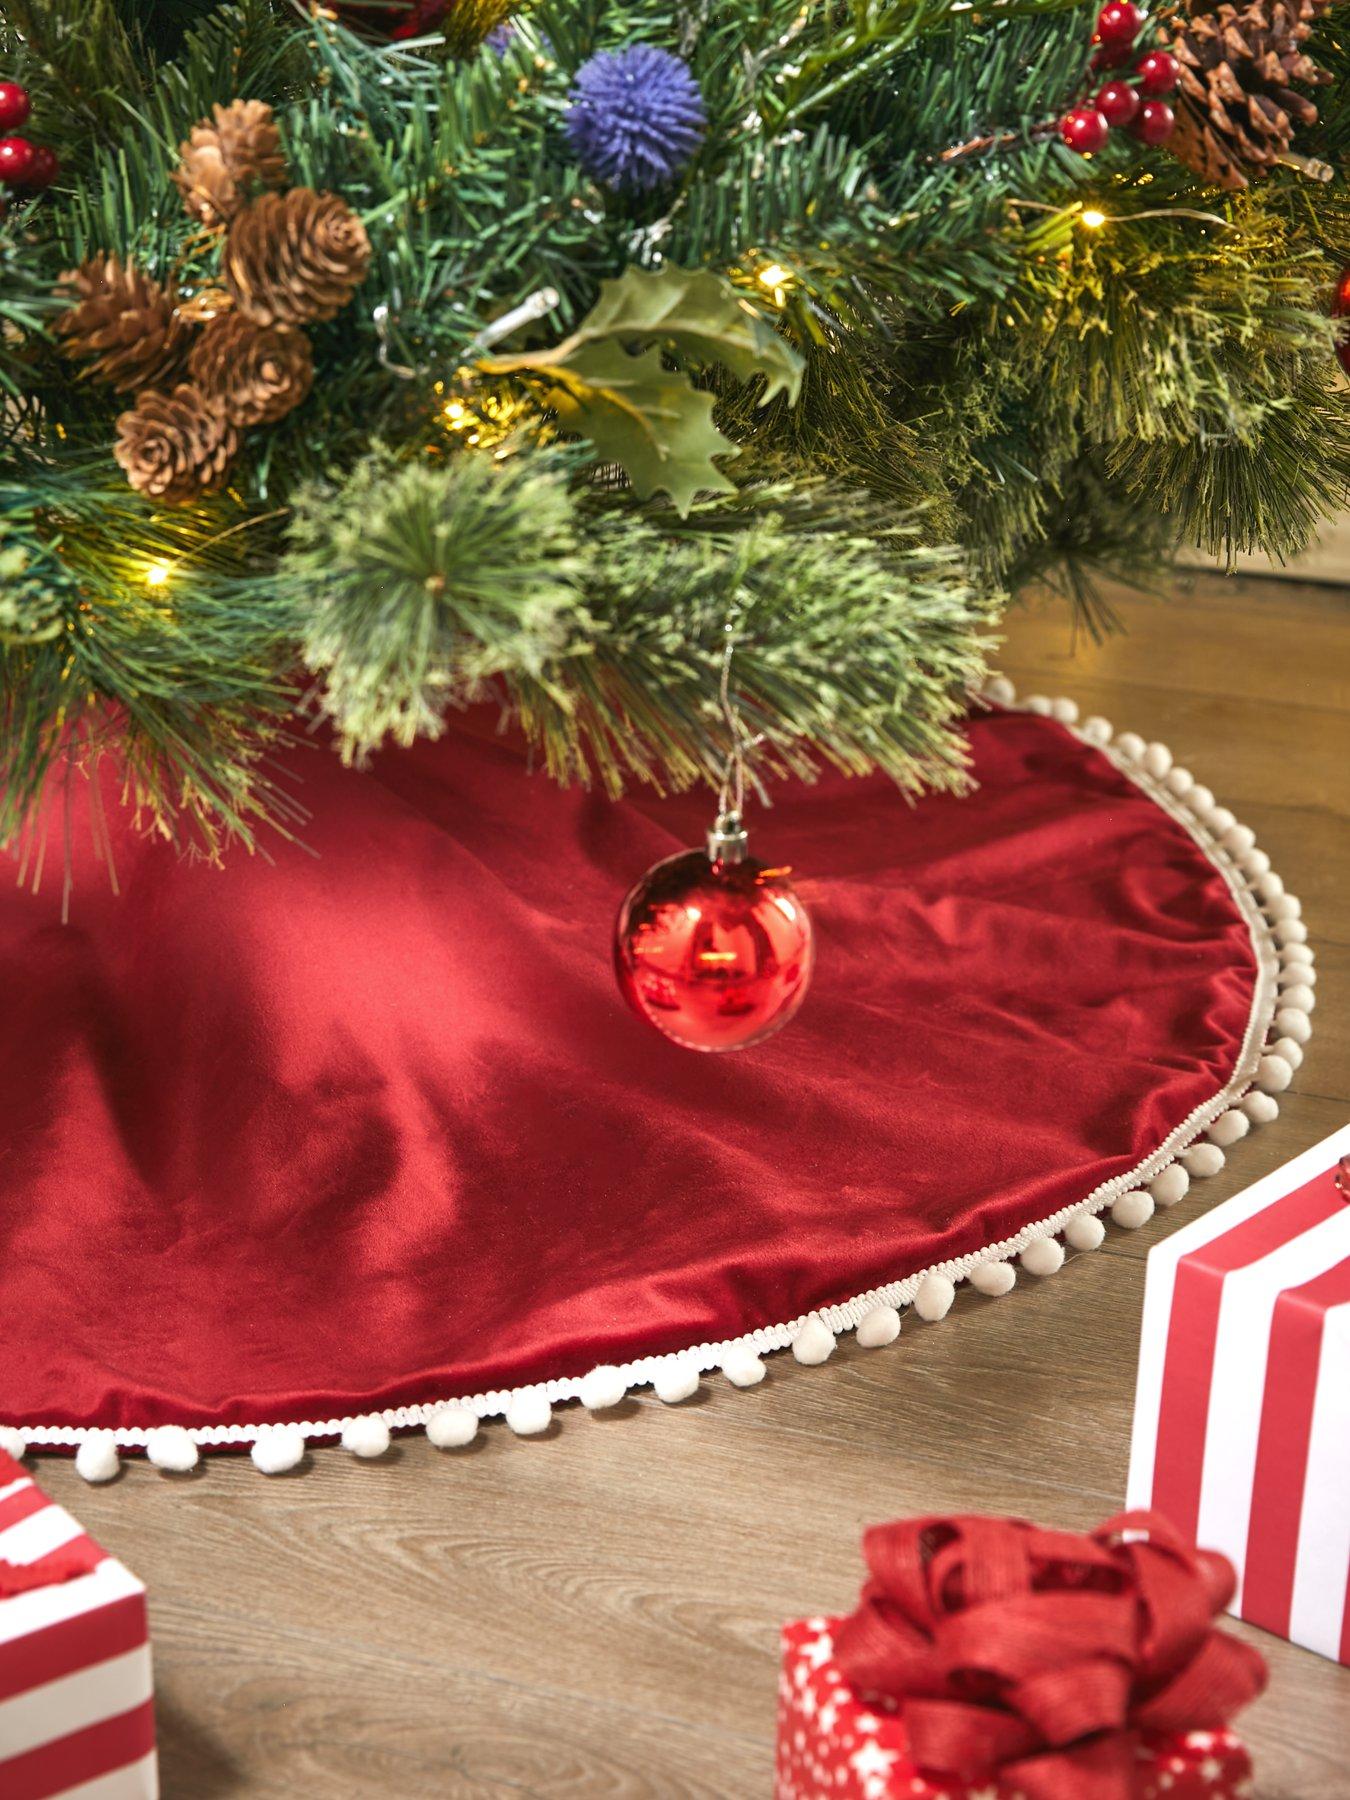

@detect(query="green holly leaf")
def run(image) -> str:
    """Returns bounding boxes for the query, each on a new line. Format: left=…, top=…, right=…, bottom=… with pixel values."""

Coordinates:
left=538, top=340, right=739, bottom=515
left=479, top=265, right=802, bottom=514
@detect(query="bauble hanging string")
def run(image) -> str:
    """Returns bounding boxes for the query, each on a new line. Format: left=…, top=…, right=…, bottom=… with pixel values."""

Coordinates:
left=612, top=619, right=815, bottom=1052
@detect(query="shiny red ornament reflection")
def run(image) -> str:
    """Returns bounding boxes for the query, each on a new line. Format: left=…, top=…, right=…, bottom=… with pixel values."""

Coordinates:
left=614, top=848, right=814, bottom=1052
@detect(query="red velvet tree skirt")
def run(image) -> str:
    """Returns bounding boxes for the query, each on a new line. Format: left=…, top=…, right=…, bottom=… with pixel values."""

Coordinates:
left=0, top=695, right=1299, bottom=1459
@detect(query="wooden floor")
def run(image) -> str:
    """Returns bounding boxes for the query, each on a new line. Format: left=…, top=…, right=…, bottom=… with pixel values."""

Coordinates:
left=39, top=574, right=1350, bottom=1798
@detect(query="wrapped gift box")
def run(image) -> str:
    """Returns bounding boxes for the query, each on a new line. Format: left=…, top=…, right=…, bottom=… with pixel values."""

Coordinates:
left=0, top=1450, right=157, bottom=1797
left=776, top=1617, right=1253, bottom=1800
left=1128, top=1123, right=1350, bottom=1664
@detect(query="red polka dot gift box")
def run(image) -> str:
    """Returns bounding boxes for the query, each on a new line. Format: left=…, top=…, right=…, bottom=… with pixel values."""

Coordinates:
left=776, top=1513, right=1264, bottom=1800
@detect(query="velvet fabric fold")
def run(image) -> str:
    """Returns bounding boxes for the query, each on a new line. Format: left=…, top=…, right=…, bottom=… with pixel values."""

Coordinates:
left=0, top=707, right=1257, bottom=1437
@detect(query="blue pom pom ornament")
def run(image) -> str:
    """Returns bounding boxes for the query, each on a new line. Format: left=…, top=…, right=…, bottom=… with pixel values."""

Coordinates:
left=565, top=44, right=705, bottom=191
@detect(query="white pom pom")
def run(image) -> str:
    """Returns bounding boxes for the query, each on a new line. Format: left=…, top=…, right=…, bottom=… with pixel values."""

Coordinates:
left=1280, top=941, right=1313, bottom=967
left=341, top=1415, right=391, bottom=1459
left=1241, top=847, right=1270, bottom=877
left=1274, top=1008, right=1312, bottom=1045
left=579, top=1365, right=628, bottom=1411
left=426, top=1405, right=479, bottom=1449
left=1257, top=1054, right=1294, bottom=1094
left=1268, top=893, right=1301, bottom=923
left=1275, top=919, right=1308, bottom=948
left=0, top=1428, right=26, bottom=1463
left=1242, top=1091, right=1279, bottom=1124
left=1270, top=1035, right=1304, bottom=1071
left=1050, top=697, right=1080, bottom=725
left=75, top=1432, right=120, bottom=1485
left=1024, top=694, right=1053, bottom=715
left=251, top=1426, right=306, bottom=1474
left=983, top=675, right=1016, bottom=706
left=1277, top=961, right=1316, bottom=990
left=1187, top=784, right=1215, bottom=814
left=504, top=1391, right=552, bottom=1436
left=145, top=1425, right=199, bottom=1473
left=1207, top=805, right=1236, bottom=837
left=1021, top=1236, right=1065, bottom=1276
left=1064, top=1213, right=1106, bottom=1251
left=652, top=1360, right=701, bottom=1404
left=792, top=1315, right=836, bottom=1366
left=969, top=1261, right=1016, bottom=1297
left=721, top=1346, right=767, bottom=1388
left=1165, top=765, right=1194, bottom=797
left=1279, top=984, right=1315, bottom=1015
left=1182, top=1142, right=1226, bottom=1178
left=912, top=1273, right=956, bottom=1322
left=1256, top=869, right=1285, bottom=902
left=1112, top=1190, right=1155, bottom=1230
left=1151, top=1164, right=1190, bottom=1208
left=1142, top=742, right=1173, bottom=780
left=1081, top=716, right=1113, bottom=745
left=1207, top=1109, right=1250, bottom=1147
left=856, top=1304, right=903, bottom=1348
left=1113, top=730, right=1145, bottom=761
left=1221, top=823, right=1256, bottom=857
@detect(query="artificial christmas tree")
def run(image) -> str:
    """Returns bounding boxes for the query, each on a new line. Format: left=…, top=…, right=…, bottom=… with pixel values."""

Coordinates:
left=2, top=0, right=1347, bottom=867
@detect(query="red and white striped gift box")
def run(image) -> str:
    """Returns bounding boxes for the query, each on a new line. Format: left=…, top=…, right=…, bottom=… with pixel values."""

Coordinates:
left=1128, top=1123, right=1350, bottom=1665
left=0, top=1452, right=157, bottom=1798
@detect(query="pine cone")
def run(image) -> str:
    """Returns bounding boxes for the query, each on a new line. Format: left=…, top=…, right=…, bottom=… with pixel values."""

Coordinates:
left=1163, top=0, right=1332, bottom=188
left=172, top=99, right=288, bottom=228
left=113, top=384, right=240, bottom=507
left=187, top=314, right=314, bottom=427
left=222, top=190, right=372, bottom=329
left=54, top=257, right=190, bottom=394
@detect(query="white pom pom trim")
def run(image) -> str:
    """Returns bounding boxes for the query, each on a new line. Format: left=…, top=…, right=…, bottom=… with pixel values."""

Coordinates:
left=1064, top=1214, right=1106, bottom=1252
left=652, top=1359, right=701, bottom=1404
left=426, top=1405, right=479, bottom=1449
left=251, top=1425, right=306, bottom=1474
left=146, top=1426, right=199, bottom=1473
left=341, top=1415, right=391, bottom=1459
left=1020, top=1236, right=1065, bottom=1277
left=792, top=1315, right=836, bottom=1365
left=856, top=1304, right=902, bottom=1348
left=912, top=1273, right=956, bottom=1322
left=579, top=1365, right=628, bottom=1411
left=14, top=692, right=1306, bottom=1480
left=0, top=1427, right=26, bottom=1463
left=969, top=1262, right=1016, bottom=1297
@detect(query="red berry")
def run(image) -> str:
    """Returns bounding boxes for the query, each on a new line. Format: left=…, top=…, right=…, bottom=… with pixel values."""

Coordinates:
left=1097, top=80, right=1141, bottom=127
left=1135, top=48, right=1179, bottom=94
left=1092, top=40, right=1134, bottom=68
left=1060, top=107, right=1112, bottom=154
left=1130, top=98, right=1176, bottom=145
left=0, top=136, right=35, bottom=186
left=1097, top=1, right=1147, bottom=45
left=1335, top=266, right=1350, bottom=315
left=0, top=82, right=29, bottom=135
left=21, top=144, right=58, bottom=190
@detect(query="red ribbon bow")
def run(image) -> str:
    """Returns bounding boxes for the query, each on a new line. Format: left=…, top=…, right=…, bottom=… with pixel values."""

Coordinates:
left=832, top=1510, right=1266, bottom=1800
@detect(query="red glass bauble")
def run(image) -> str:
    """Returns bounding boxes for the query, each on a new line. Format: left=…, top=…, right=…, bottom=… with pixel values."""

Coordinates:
left=1096, top=1, right=1147, bottom=45
left=1060, top=108, right=1111, bottom=154
left=0, top=136, right=35, bottom=186
left=613, top=847, right=814, bottom=1052
left=0, top=82, right=29, bottom=134
left=1131, top=99, right=1176, bottom=145
left=1135, top=48, right=1179, bottom=94
left=1097, top=80, right=1141, bottom=127
left=21, top=144, right=57, bottom=190
left=1333, top=267, right=1350, bottom=374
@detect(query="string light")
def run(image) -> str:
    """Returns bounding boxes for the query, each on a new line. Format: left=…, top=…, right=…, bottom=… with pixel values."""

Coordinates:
left=144, top=560, right=172, bottom=587
left=442, top=398, right=473, bottom=429
left=1080, top=208, right=1107, bottom=229
left=756, top=262, right=791, bottom=305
